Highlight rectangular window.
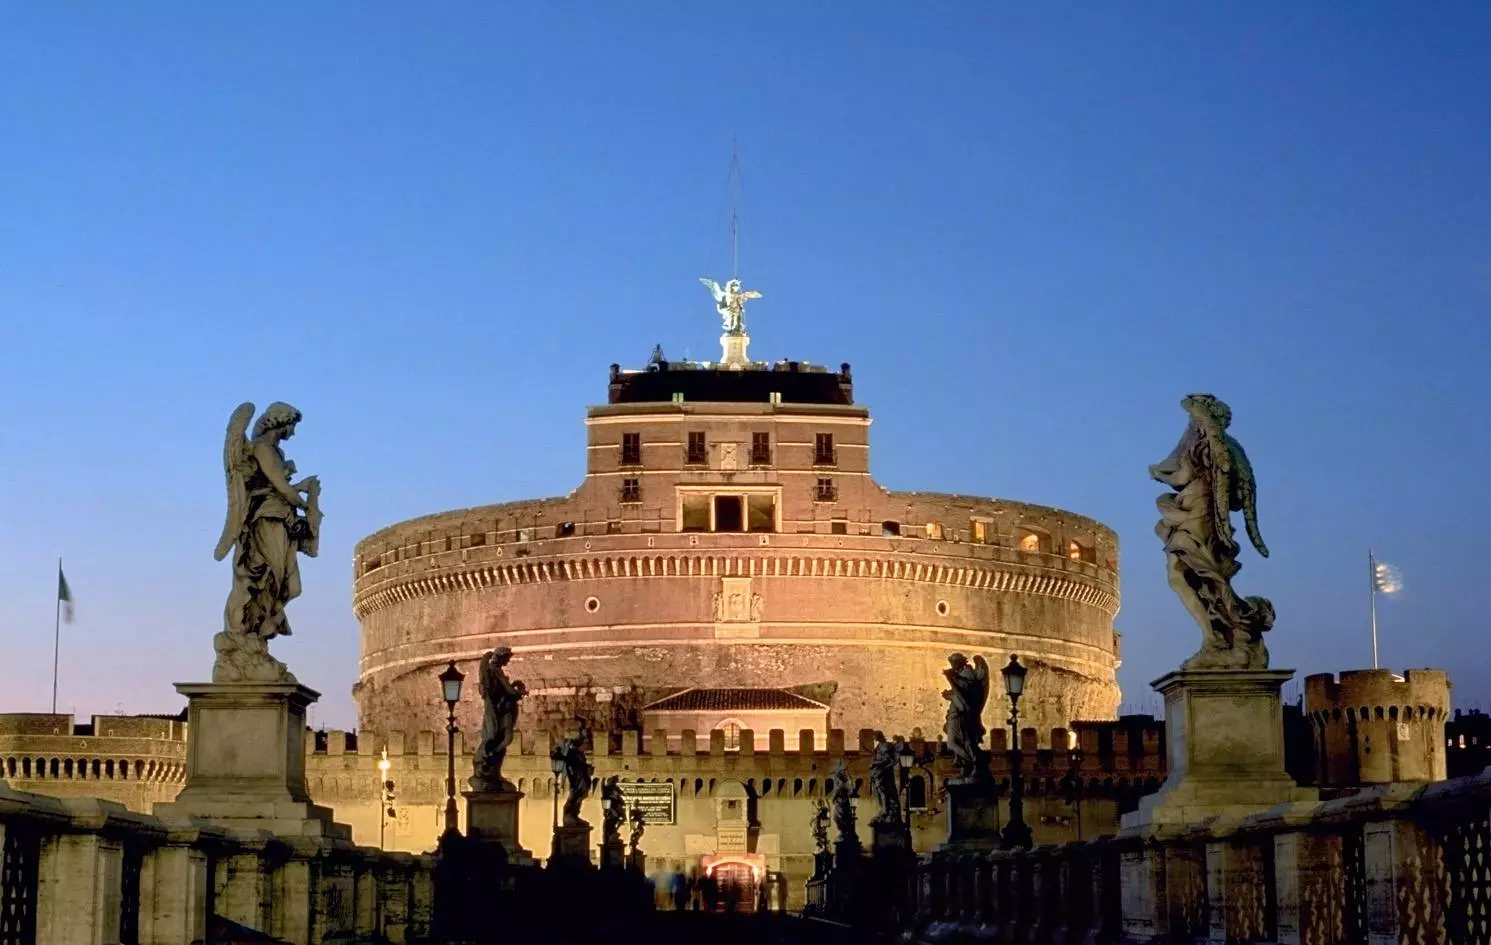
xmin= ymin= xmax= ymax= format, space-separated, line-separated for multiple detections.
xmin=815 ymin=478 xmax=837 ymax=502
xmin=516 ymin=527 xmax=534 ymax=543
xmin=557 ymin=522 xmax=575 ymax=538
xmin=747 ymin=494 xmax=776 ymax=532
xmin=681 ymin=495 xmax=710 ymax=532
xmin=751 ymin=432 xmax=771 ymax=465
xmin=925 ymin=522 xmax=943 ymax=540
xmin=831 ymin=520 xmax=848 ymax=535
xmin=620 ymin=478 xmax=641 ymax=503
xmin=620 ymin=432 xmax=641 ymax=466
xmin=971 ymin=519 xmax=988 ymax=544
xmin=814 ymin=433 xmax=836 ymax=466
xmin=686 ymin=431 xmax=707 ymax=465
xmin=881 ymin=521 xmax=900 ymax=537
xmin=714 ymin=495 xmax=744 ymax=532
xmin=606 ymin=521 xmax=622 ymax=535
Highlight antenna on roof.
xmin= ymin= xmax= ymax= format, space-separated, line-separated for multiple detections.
xmin=730 ymin=136 xmax=741 ymax=280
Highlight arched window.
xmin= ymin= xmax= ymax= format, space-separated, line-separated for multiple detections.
xmin=717 ymin=719 xmax=744 ymax=752
xmin=1019 ymin=531 xmax=1042 ymax=553
xmin=908 ymin=775 xmax=928 ymax=811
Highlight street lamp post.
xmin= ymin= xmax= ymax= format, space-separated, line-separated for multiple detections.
xmin=548 ymin=752 xmax=565 ymax=861
xmin=438 ymin=661 xmax=465 ymax=840
xmin=377 ymin=749 xmax=392 ymax=850
xmin=897 ymin=740 xmax=915 ymax=827
xmin=999 ymin=654 xmax=1033 ymax=849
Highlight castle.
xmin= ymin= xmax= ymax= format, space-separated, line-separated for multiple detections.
xmin=352 ymin=344 xmax=1123 ymax=746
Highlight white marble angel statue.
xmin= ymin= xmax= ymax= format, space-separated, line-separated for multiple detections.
xmin=942 ymin=653 xmax=990 ymax=783
xmin=1150 ymin=393 xmax=1274 ymax=669
xmin=212 ymin=402 xmax=322 ymax=682
xmin=699 ymin=277 xmax=761 ymax=334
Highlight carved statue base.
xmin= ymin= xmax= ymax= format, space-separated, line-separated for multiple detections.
xmin=599 ymin=839 xmax=625 ymax=870
xmin=1122 ymin=669 xmax=1315 ymax=830
xmin=720 ymin=331 xmax=750 ymax=369
xmin=550 ymin=822 xmax=593 ymax=869
xmin=463 ymin=789 xmax=534 ymax=866
xmin=211 ymin=630 xmax=296 ymax=684
xmin=871 ymin=821 xmax=911 ymax=858
xmin=154 ymin=682 xmax=349 ymax=840
xmin=938 ymin=780 xmax=1002 ymax=853
xmin=628 ymin=848 xmax=647 ymax=873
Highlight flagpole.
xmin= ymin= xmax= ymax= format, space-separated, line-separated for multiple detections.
xmin=1369 ymin=548 xmax=1379 ymax=671
xmin=52 ymin=557 xmax=62 ymax=714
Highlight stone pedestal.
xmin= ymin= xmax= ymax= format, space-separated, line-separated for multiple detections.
xmin=599 ymin=839 xmax=625 ymax=869
xmin=939 ymin=781 xmax=1002 ymax=852
xmin=720 ymin=331 xmax=750 ymax=368
xmin=1123 ymin=669 xmax=1315 ymax=829
xmin=628 ymin=848 xmax=646 ymax=873
xmin=155 ymin=682 xmax=349 ymax=840
xmin=550 ymin=822 xmax=593 ymax=868
xmin=464 ymin=790 xmax=533 ymax=866
xmin=871 ymin=821 xmax=911 ymax=857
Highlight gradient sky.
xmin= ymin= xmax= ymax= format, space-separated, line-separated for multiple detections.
xmin=2 ymin=5 xmax=1488 ymax=730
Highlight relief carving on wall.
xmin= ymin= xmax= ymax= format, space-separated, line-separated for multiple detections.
xmin=713 ymin=577 xmax=761 ymax=623
xmin=717 ymin=442 xmax=739 ymax=471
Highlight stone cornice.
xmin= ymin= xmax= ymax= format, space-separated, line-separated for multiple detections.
xmin=352 ymin=549 xmax=1119 ymax=620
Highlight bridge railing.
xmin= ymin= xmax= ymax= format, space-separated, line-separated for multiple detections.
xmin=0 ymin=780 xmax=435 ymax=945
xmin=902 ymin=767 xmax=1491 ymax=944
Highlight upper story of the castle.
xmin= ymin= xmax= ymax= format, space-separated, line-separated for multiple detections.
xmin=352 ymin=354 xmax=1119 ymax=620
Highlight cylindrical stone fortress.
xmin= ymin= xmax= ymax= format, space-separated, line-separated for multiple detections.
xmin=353 ymin=358 xmax=1122 ymax=743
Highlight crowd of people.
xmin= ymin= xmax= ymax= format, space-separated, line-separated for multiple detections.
xmin=653 ymin=867 xmax=774 ymax=913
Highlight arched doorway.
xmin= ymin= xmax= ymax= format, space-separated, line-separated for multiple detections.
xmin=704 ymin=858 xmax=760 ymax=913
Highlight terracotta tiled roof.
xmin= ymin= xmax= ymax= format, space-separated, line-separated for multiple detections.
xmin=643 ymin=688 xmax=829 ymax=712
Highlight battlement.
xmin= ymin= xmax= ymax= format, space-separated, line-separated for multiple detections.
xmin=1304 ymin=668 xmax=1451 ymax=721
xmin=309 ymin=717 xmax=1165 ymax=777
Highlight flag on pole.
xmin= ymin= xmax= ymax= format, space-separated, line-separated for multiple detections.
xmin=57 ymin=567 xmax=74 ymax=623
xmin=1373 ymin=560 xmax=1403 ymax=595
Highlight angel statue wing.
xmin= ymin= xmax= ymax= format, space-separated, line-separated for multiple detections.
xmin=1196 ymin=410 xmax=1238 ymax=554
xmin=213 ymin=402 xmax=256 ymax=562
xmin=1226 ymin=435 xmax=1269 ymax=558
xmin=739 ymin=289 xmax=762 ymax=301
xmin=968 ymin=654 xmax=990 ymax=714
xmin=699 ymin=277 xmax=725 ymax=303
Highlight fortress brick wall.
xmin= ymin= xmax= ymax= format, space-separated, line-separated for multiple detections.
xmin=0 ymin=713 xmax=187 ymax=811
xmin=1304 ymin=668 xmax=1450 ymax=786
xmin=0 ymin=712 xmax=1165 ymax=911
xmin=353 ymin=365 xmax=1122 ymax=745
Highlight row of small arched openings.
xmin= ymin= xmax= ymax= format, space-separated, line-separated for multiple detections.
xmin=1308 ymin=705 xmax=1442 ymax=725
xmin=3 ymin=756 xmax=181 ymax=782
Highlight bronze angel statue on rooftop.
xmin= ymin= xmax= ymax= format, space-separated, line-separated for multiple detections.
xmin=699 ymin=277 xmax=761 ymax=334
xmin=213 ymin=402 xmax=322 ymax=683
xmin=1150 ymin=393 xmax=1274 ymax=670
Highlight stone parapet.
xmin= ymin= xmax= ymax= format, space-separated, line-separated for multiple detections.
xmin=0 ymin=780 xmax=435 ymax=945
xmin=899 ymin=768 xmax=1491 ymax=944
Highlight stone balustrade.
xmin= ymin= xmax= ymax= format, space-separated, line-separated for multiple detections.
xmin=0 ymin=780 xmax=434 ymax=945
xmin=899 ymin=766 xmax=1491 ymax=945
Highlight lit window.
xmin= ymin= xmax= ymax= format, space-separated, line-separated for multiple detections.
xmin=971 ymin=520 xmax=988 ymax=543
xmin=926 ymin=522 xmax=943 ymax=540
xmin=1067 ymin=539 xmax=1096 ymax=563
xmin=1020 ymin=532 xmax=1041 ymax=553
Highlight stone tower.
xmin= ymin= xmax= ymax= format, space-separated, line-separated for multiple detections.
xmin=1305 ymin=668 xmax=1450 ymax=787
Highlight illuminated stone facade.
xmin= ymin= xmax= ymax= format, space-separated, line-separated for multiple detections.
xmin=352 ymin=357 xmax=1123 ymax=744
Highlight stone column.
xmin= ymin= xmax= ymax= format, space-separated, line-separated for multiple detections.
xmin=35 ymin=832 xmax=123 ymax=945
xmin=1205 ymin=838 xmax=1271 ymax=944
xmin=1273 ymin=831 xmax=1345 ymax=945
xmin=354 ymin=857 xmax=379 ymax=936
xmin=217 ymin=846 xmax=275 ymax=933
xmin=377 ymin=859 xmax=413 ymax=945
xmin=1365 ymin=819 xmax=1447 ymax=945
xmin=138 ymin=836 xmax=209 ymax=945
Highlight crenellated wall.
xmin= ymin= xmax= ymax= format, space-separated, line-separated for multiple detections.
xmin=1305 ymin=668 xmax=1451 ymax=787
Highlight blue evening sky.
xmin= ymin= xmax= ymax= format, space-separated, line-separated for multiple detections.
xmin=2 ymin=5 xmax=1487 ymax=730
